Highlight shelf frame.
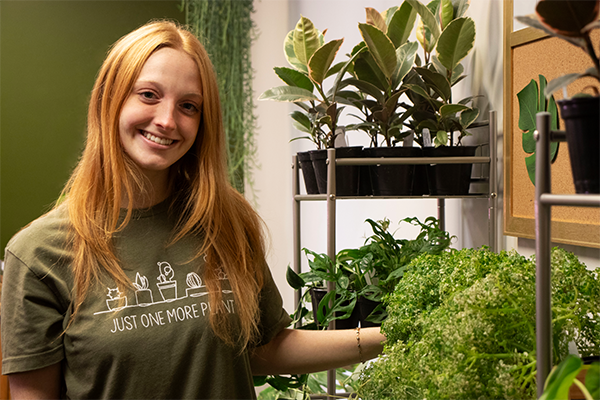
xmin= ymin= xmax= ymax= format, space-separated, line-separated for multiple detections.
xmin=534 ymin=113 xmax=600 ymax=398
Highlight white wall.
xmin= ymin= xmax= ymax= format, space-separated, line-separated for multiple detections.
xmin=251 ymin=0 xmax=599 ymax=313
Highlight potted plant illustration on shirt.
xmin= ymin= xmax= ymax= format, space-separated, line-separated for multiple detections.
xmin=185 ymin=272 xmax=205 ymax=297
xmin=133 ymin=272 xmax=154 ymax=306
xmin=156 ymin=261 xmax=177 ymax=302
xmin=106 ymin=287 xmax=127 ymax=311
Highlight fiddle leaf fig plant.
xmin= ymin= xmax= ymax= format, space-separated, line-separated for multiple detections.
xmin=259 ymin=16 xmax=362 ymax=149
xmin=403 ymin=0 xmax=481 ymax=147
xmin=515 ymin=0 xmax=600 ymax=97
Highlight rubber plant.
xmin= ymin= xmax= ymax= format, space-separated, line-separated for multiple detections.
xmin=259 ymin=16 xmax=363 ymax=149
xmin=340 ymin=4 xmax=419 ymax=147
xmin=517 ymin=74 xmax=560 ymax=186
xmin=403 ymin=0 xmax=480 ymax=147
xmin=182 ymin=0 xmax=256 ymax=193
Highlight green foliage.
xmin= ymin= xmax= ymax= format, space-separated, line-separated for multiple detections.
xmin=540 ymin=355 xmax=600 ymax=400
xmin=183 ymin=0 xmax=256 ymax=193
xmin=287 ymin=217 xmax=453 ymax=328
xmin=517 ymin=74 xmax=560 ymax=185
xmin=358 ymin=247 xmax=600 ymax=400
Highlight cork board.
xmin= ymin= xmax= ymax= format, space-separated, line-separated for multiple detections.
xmin=503 ymin=2 xmax=600 ymax=248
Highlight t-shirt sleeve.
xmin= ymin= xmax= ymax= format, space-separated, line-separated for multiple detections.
xmin=255 ymin=264 xmax=292 ymax=347
xmin=1 ymin=250 xmax=66 ymax=374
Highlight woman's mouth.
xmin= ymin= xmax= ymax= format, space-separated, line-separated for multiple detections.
xmin=142 ymin=131 xmax=174 ymax=146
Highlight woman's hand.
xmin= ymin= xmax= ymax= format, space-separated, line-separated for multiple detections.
xmin=7 ymin=363 xmax=61 ymax=400
xmin=250 ymin=327 xmax=385 ymax=376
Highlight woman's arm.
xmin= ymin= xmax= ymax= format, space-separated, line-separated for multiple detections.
xmin=7 ymin=363 xmax=61 ymax=400
xmin=250 ymin=327 xmax=385 ymax=376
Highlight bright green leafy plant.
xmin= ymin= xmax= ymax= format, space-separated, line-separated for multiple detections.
xmin=358 ymin=247 xmax=600 ymax=399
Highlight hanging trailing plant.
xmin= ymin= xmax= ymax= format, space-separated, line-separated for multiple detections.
xmin=182 ymin=0 xmax=257 ymax=193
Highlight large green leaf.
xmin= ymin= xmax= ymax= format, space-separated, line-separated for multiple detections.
xmin=353 ymin=47 xmax=389 ymax=92
xmin=436 ymin=17 xmax=476 ymax=73
xmin=366 ymin=7 xmax=387 ymax=33
xmin=392 ymin=41 xmax=419 ymax=89
xmin=517 ymin=79 xmax=539 ymax=134
xmin=459 ymin=107 xmax=479 ymax=128
xmin=284 ymin=30 xmax=308 ymax=73
xmin=526 ymin=153 xmax=537 ymax=186
xmin=416 ymin=67 xmax=451 ymax=102
xmin=405 ymin=0 xmax=441 ymax=41
xmin=451 ymin=0 xmax=469 ymax=18
xmin=359 ymin=23 xmax=397 ymax=80
xmin=387 ymin=2 xmax=418 ymax=47
xmin=440 ymin=103 xmax=468 ymax=118
xmin=258 ymin=86 xmax=319 ymax=102
xmin=286 ymin=265 xmax=305 ymax=290
xmin=344 ymin=78 xmax=385 ymax=104
xmin=274 ymin=67 xmax=314 ymax=92
xmin=439 ymin=0 xmax=454 ymax=29
xmin=293 ymin=16 xmax=321 ymax=66
xmin=586 ymin=362 xmax=600 ymax=400
xmin=290 ymin=110 xmax=312 ymax=133
xmin=540 ymin=355 xmax=583 ymax=400
xmin=308 ymin=39 xmax=343 ymax=85
xmin=382 ymin=6 xmax=399 ymax=27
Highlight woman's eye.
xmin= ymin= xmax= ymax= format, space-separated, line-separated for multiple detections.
xmin=181 ymin=102 xmax=199 ymax=113
xmin=140 ymin=91 xmax=156 ymax=100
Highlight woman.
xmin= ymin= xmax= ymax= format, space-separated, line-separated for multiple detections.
xmin=1 ymin=20 xmax=384 ymax=399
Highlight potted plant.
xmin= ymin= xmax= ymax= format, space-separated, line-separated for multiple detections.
xmin=516 ymin=0 xmax=600 ymax=194
xmin=402 ymin=0 xmax=481 ymax=196
xmin=156 ymin=261 xmax=177 ymax=302
xmin=133 ymin=272 xmax=153 ymax=307
xmin=342 ymin=4 xmax=423 ymax=196
xmin=259 ymin=16 xmax=364 ymax=196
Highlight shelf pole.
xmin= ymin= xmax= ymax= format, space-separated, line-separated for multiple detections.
xmin=535 ymin=112 xmax=552 ymax=397
xmin=292 ymin=155 xmax=302 ymax=328
xmin=488 ymin=111 xmax=498 ymax=253
xmin=326 ymin=148 xmax=337 ymax=400
xmin=437 ymin=198 xmax=445 ymax=231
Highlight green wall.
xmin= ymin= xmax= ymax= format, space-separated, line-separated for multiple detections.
xmin=1 ymin=1 xmax=185 ymax=258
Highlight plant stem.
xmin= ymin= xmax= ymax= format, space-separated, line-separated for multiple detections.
xmin=584 ymin=33 xmax=600 ymax=81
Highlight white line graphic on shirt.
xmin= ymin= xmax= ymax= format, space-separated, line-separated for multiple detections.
xmin=95 ymin=261 xmax=233 ymax=315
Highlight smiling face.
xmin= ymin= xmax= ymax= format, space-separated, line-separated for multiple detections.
xmin=119 ymin=47 xmax=203 ymax=187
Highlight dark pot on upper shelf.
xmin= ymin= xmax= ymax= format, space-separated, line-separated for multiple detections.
xmin=423 ymin=145 xmax=477 ymax=195
xmin=557 ymin=96 xmax=599 ymax=194
xmin=310 ymin=146 xmax=363 ymax=196
xmin=297 ymin=151 xmax=319 ymax=194
xmin=357 ymin=296 xmax=383 ymax=328
xmin=309 ymin=288 xmax=359 ymax=329
xmin=363 ymin=147 xmax=421 ymax=196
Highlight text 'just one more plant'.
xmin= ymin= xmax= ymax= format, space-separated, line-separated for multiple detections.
xmin=259 ymin=16 xmax=363 ymax=149
xmin=516 ymin=0 xmax=600 ymax=97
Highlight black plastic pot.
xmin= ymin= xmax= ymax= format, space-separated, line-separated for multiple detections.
xmin=309 ymin=288 xmax=359 ymax=329
xmin=423 ymin=146 xmax=477 ymax=195
xmin=357 ymin=296 xmax=382 ymax=328
xmin=297 ymin=151 xmax=320 ymax=194
xmin=310 ymin=147 xmax=363 ymax=196
xmin=364 ymin=147 xmax=421 ymax=196
xmin=557 ymin=96 xmax=599 ymax=194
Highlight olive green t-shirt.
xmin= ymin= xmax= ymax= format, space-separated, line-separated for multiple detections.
xmin=1 ymin=200 xmax=291 ymax=399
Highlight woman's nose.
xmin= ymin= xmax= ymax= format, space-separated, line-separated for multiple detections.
xmin=154 ymin=102 xmax=176 ymax=132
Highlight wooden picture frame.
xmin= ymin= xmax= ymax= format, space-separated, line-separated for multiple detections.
xmin=503 ymin=0 xmax=600 ymax=248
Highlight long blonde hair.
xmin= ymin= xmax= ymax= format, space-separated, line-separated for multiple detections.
xmin=61 ymin=20 xmax=265 ymax=349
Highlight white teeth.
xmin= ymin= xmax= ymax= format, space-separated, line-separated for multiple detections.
xmin=143 ymin=131 xmax=174 ymax=146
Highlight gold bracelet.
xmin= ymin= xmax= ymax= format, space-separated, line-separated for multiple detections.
xmin=355 ymin=327 xmax=363 ymax=363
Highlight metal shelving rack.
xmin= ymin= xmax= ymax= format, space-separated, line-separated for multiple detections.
xmin=291 ymin=111 xmax=497 ymax=399
xmin=533 ymin=112 xmax=600 ymax=398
